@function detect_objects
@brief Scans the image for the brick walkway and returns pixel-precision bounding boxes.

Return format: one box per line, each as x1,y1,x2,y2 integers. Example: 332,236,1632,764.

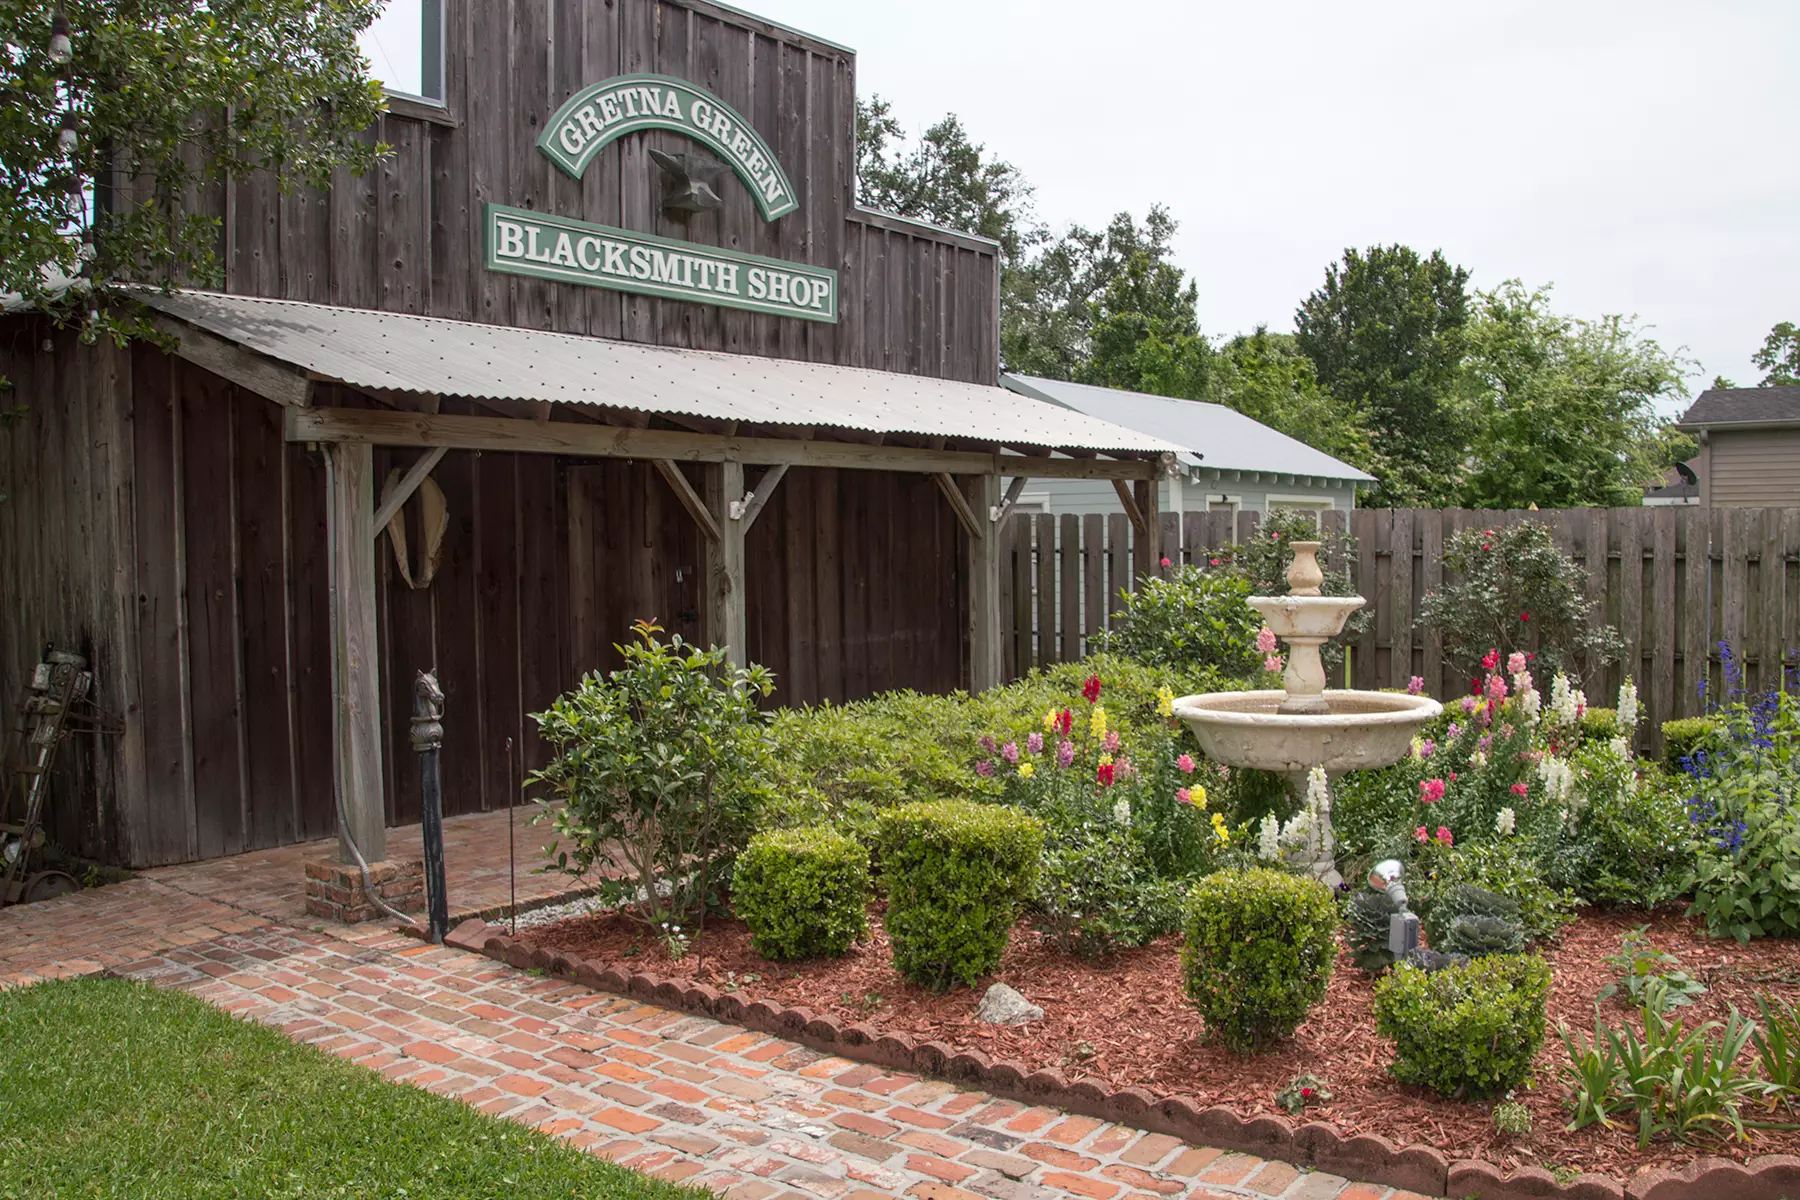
113,925,1423,1200
3,813,1428,1199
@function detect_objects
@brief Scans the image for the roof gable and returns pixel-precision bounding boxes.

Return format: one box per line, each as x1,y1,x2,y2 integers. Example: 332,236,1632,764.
1680,386,1800,427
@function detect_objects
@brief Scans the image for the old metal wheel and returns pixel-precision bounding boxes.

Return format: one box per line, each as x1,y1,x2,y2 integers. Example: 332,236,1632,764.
21,871,79,903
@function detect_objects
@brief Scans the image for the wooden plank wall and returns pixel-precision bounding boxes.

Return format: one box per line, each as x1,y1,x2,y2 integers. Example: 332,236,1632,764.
1001,506,1800,761
0,321,138,865
196,0,1000,386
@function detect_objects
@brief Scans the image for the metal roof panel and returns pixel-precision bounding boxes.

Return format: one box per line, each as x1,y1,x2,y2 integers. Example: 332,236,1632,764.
135,291,1178,456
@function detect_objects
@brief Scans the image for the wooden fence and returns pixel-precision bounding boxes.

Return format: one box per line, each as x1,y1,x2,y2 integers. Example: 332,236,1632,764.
1001,506,1800,758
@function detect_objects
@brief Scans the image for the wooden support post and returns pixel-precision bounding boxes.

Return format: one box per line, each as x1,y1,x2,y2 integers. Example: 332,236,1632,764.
327,441,386,864
703,461,748,666
964,474,1004,692
1133,475,1161,584
738,463,788,532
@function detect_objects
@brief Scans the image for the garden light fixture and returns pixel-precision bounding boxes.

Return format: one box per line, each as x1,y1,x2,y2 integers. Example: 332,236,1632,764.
49,9,73,64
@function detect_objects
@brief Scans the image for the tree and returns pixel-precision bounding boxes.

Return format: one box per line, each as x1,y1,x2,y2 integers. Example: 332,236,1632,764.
0,0,387,340
854,96,1033,264
1294,245,1471,505
1753,321,1800,386
1207,327,1376,472
1004,205,1204,390
1454,282,1689,509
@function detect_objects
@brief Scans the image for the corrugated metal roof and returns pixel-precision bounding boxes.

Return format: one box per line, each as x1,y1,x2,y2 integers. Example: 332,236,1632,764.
1002,373,1376,483
134,291,1178,456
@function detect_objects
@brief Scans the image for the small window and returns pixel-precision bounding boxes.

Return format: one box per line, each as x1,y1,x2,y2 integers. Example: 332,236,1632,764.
359,0,444,103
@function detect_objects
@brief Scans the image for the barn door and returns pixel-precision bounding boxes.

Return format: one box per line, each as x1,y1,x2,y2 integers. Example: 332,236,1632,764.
565,461,703,678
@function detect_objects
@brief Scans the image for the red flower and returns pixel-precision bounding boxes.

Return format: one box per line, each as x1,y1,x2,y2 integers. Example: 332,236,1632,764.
1160,556,1172,568
1209,557,1222,566
1300,1087,1315,1099
1448,771,1458,782
1435,826,1454,847
1481,648,1501,672
1096,762,1115,787
1519,611,1531,622
1081,675,1102,704
1057,708,1073,736
1419,778,1446,803
1415,825,1430,843
1511,782,1529,796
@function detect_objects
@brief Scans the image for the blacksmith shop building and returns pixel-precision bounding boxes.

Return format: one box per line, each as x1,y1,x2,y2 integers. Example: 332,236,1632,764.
0,0,1175,869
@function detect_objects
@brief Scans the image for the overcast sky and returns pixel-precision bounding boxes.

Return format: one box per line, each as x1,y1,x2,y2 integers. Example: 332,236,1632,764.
742,0,1797,406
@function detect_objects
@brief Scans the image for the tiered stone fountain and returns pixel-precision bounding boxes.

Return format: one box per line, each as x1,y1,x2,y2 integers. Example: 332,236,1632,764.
1171,542,1442,880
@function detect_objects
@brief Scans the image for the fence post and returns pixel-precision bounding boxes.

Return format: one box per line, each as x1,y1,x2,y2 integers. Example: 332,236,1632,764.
411,669,449,944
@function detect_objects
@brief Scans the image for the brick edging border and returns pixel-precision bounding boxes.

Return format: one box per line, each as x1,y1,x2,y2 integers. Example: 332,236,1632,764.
444,919,1800,1200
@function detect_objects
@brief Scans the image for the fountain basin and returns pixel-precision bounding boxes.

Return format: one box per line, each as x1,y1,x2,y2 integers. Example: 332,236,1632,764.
1248,594,1364,641
1172,689,1443,775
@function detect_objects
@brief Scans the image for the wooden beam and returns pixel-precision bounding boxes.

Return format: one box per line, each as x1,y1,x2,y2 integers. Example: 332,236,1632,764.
326,441,385,863
963,474,1003,692
371,445,448,535
652,459,722,543
934,472,984,539
703,461,748,665
992,475,1029,524
1113,478,1148,536
1133,475,1162,584
153,315,312,408
738,463,788,532
283,406,1162,480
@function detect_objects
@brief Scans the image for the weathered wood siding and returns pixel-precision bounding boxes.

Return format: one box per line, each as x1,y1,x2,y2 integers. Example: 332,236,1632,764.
0,321,138,865
192,0,999,384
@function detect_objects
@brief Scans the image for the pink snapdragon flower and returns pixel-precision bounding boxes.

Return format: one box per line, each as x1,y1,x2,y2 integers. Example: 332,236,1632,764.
1461,696,1478,714
1001,741,1019,764
1176,788,1192,804
1507,651,1528,677
1406,676,1425,695
1177,753,1196,774
1435,826,1454,847
1026,732,1044,754
1486,674,1508,703
1104,729,1121,753
1419,778,1447,804
1511,782,1529,796
1255,626,1278,655
1415,825,1430,844
1057,740,1075,768
975,760,994,777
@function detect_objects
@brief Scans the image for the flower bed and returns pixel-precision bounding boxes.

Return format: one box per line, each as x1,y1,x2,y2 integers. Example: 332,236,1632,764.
514,901,1800,1180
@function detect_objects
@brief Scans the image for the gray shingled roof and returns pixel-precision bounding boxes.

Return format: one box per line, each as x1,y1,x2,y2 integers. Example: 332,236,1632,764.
1679,387,1800,427
1001,373,1375,483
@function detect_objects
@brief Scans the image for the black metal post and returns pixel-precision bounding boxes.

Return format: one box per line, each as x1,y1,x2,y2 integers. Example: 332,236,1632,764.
411,669,448,943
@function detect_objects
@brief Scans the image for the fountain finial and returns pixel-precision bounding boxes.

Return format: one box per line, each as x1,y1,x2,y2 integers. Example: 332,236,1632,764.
1287,541,1324,596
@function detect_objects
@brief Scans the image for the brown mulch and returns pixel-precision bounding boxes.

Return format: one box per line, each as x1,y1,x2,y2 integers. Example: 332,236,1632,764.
519,904,1800,1178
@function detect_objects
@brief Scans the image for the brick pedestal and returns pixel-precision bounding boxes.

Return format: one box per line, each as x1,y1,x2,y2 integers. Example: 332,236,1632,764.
303,857,426,924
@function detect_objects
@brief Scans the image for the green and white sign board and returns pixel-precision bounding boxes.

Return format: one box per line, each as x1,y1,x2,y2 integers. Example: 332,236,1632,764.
538,73,798,221
484,204,838,323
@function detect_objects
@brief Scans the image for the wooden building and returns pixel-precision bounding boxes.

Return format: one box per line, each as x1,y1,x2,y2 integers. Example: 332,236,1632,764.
0,0,1174,869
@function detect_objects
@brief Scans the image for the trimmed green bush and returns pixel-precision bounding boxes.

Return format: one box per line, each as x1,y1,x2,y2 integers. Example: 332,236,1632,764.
877,801,1043,990
1181,868,1338,1053
1661,716,1720,772
733,827,870,960
1579,706,1620,740
1373,953,1552,1097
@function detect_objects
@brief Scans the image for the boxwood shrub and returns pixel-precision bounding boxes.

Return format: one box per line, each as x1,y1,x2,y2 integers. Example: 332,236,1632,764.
1373,953,1552,1097
733,826,870,960
876,800,1042,990
1180,868,1338,1053
1661,715,1721,773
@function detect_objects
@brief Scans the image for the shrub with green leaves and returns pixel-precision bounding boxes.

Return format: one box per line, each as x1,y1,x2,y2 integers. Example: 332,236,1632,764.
1181,868,1338,1052
1034,825,1182,960
1661,716,1720,773
1094,566,1263,679
877,801,1043,990
1415,521,1622,686
1374,954,1552,1098
732,827,869,960
1683,685,1800,942
531,621,774,929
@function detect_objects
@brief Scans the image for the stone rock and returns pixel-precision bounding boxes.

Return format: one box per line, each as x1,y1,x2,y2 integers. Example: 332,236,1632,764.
977,983,1043,1025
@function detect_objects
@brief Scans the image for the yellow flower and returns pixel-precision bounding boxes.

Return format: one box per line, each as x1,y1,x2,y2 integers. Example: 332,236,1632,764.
1155,685,1174,717
1097,753,1113,767
1017,762,1035,779
1209,812,1231,845
1042,708,1058,731
1192,785,1208,810
1090,705,1108,739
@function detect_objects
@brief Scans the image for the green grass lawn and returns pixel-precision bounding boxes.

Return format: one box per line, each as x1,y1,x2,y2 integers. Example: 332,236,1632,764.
0,978,703,1199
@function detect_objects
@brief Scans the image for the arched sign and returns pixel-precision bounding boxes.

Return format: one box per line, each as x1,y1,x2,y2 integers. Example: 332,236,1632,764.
537,74,798,221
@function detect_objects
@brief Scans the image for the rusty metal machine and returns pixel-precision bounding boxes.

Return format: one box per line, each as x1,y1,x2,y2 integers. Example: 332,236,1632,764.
1,649,96,906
